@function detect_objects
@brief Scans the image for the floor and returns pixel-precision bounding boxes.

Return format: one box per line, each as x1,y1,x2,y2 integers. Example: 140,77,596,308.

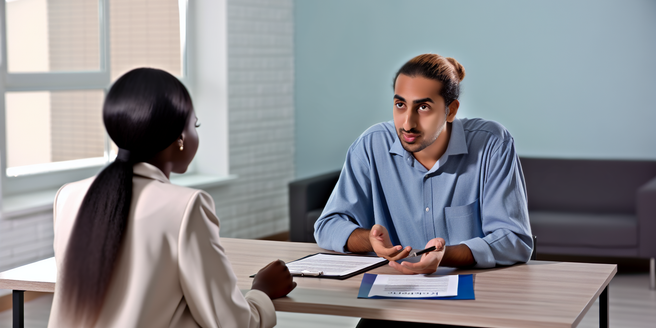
0,273,654,328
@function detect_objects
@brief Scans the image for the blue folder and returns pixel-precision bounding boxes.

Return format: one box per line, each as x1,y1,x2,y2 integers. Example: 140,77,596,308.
357,273,475,300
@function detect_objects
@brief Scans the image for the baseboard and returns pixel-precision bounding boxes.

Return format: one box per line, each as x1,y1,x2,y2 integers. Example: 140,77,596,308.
0,291,50,313
258,231,289,242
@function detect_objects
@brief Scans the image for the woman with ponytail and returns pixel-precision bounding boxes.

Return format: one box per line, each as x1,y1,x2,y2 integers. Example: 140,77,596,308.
48,68,295,328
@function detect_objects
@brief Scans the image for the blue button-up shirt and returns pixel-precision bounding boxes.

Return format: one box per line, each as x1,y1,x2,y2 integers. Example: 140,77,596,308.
314,118,533,268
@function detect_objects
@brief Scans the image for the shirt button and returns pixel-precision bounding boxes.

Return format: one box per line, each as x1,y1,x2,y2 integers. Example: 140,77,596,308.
425,207,429,212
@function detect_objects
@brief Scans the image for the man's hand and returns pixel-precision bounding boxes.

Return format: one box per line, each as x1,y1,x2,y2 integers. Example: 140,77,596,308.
369,224,411,261
388,238,446,274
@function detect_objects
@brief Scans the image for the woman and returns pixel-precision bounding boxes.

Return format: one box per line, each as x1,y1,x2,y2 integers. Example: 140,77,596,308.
48,68,295,327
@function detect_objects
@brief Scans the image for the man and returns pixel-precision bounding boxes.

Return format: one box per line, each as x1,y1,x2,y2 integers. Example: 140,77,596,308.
314,53,533,275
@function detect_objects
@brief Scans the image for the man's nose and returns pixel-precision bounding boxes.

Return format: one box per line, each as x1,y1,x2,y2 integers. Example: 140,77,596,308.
403,110,417,131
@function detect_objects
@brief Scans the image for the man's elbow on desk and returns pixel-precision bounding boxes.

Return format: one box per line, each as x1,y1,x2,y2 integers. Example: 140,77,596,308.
465,234,533,268
313,216,359,253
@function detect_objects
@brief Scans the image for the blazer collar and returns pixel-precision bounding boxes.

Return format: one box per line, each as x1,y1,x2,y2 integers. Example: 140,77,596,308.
133,162,170,184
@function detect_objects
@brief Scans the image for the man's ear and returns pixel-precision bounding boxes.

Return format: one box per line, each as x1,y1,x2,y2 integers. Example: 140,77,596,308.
446,100,459,123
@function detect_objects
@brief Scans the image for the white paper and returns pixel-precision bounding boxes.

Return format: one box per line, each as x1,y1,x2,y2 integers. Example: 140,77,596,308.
286,254,386,276
368,274,459,298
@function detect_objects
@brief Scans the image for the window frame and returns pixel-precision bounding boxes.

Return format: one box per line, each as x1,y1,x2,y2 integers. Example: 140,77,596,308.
0,0,112,196
0,0,230,213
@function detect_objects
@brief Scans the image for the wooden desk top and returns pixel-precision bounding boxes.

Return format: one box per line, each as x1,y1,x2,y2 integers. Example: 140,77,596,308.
0,257,56,293
0,238,616,328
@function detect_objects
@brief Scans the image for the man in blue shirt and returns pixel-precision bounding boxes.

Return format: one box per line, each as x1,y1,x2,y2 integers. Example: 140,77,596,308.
314,54,533,275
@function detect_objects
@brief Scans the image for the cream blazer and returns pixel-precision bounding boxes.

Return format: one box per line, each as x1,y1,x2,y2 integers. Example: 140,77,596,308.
48,163,276,328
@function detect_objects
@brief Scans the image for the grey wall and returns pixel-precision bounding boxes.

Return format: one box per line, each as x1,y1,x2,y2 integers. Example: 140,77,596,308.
294,0,656,179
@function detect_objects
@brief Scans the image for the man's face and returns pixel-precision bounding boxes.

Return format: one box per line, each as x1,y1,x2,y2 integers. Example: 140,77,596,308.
393,74,448,154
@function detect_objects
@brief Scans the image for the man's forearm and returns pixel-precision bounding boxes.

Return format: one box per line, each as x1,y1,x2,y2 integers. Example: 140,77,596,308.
441,244,475,267
345,228,373,253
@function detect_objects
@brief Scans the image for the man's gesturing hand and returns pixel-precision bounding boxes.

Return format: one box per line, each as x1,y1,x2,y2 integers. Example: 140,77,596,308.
369,224,411,261
388,238,446,274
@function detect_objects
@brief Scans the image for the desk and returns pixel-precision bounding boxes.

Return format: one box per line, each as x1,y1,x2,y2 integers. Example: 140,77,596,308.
0,238,616,328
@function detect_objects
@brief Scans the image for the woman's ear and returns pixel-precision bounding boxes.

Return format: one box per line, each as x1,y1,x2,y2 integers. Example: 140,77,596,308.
178,136,184,151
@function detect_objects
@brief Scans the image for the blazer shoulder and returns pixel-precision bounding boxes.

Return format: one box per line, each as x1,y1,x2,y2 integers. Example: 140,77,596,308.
142,179,214,210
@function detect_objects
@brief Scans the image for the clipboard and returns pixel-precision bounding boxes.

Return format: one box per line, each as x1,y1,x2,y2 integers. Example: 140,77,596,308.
251,253,388,280
357,273,475,299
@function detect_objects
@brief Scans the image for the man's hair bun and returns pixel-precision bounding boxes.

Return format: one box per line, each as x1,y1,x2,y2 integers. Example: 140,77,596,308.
446,57,465,82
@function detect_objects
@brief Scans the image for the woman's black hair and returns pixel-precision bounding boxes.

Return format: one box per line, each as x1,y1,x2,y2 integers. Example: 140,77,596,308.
60,68,193,325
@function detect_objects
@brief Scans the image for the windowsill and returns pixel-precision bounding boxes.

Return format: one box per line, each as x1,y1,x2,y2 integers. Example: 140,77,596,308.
6,157,107,178
1,173,237,219
169,173,238,189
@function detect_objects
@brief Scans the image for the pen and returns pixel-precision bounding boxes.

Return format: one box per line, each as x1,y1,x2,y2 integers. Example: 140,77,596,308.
408,246,436,258
289,270,323,277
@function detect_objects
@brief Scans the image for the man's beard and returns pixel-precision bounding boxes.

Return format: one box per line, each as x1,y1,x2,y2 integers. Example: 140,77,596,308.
397,123,446,153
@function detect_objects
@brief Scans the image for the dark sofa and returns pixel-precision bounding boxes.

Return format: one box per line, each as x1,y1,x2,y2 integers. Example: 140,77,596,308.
289,158,656,288
520,158,656,261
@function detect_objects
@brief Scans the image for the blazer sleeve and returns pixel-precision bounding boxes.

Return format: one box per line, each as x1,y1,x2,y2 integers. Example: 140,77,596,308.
177,191,276,328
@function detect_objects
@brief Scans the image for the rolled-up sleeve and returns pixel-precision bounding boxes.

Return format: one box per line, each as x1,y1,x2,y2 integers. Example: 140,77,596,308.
314,144,374,253
178,191,276,328
461,138,533,268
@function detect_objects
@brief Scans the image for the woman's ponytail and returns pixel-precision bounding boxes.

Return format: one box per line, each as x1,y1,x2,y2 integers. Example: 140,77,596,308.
60,157,133,325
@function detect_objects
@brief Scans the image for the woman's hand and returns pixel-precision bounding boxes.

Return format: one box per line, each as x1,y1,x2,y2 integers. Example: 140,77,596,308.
251,260,297,299
388,238,446,274
369,224,411,261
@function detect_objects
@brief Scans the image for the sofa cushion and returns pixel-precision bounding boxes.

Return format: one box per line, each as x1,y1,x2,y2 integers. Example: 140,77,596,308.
529,211,637,247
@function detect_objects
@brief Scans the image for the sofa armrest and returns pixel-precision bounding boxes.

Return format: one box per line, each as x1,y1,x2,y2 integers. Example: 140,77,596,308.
289,171,341,242
638,175,656,258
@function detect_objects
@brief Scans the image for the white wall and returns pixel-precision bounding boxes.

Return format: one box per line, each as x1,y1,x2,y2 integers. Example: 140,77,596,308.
204,0,295,238
0,210,53,274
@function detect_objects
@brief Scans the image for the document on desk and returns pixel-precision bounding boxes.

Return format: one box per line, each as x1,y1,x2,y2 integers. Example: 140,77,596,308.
285,253,387,279
358,273,475,300
368,274,458,298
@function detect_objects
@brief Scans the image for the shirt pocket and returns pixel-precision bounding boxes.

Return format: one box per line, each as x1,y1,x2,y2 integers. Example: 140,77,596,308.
444,199,482,244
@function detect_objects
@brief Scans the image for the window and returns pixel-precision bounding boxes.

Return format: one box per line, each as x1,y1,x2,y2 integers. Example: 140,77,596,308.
1,0,188,196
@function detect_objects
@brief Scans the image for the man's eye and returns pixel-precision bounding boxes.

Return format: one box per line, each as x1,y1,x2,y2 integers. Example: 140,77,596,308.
418,105,429,111
395,103,404,109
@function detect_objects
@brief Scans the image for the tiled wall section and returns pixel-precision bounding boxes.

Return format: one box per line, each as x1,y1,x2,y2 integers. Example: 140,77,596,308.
0,0,294,281
206,0,294,238
0,210,54,273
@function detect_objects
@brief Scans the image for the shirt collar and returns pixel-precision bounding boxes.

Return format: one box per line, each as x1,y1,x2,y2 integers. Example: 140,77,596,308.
445,118,468,157
133,162,171,184
389,131,406,157
389,118,469,170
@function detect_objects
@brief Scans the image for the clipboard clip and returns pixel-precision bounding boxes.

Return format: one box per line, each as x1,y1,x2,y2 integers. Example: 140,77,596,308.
290,270,323,277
